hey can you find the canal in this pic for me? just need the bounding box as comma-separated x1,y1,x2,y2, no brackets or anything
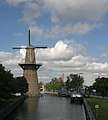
5,94,86,120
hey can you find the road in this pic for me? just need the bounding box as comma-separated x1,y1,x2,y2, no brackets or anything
5,94,86,120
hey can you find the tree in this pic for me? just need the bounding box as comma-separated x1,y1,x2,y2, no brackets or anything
45,82,51,91
65,76,70,91
93,77,108,97
15,76,28,95
45,77,64,91
0,64,15,100
65,74,84,91
0,64,28,100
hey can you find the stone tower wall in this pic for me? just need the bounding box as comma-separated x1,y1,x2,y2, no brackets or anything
23,45,39,96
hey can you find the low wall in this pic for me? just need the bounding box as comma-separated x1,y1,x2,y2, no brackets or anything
0,96,27,120
83,99,96,120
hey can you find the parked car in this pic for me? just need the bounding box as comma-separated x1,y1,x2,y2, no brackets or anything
70,91,83,104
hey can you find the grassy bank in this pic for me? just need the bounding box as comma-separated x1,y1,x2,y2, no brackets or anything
86,97,108,120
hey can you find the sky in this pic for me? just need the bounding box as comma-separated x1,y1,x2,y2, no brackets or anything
0,0,108,85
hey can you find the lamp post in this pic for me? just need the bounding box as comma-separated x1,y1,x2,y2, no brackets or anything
95,104,99,119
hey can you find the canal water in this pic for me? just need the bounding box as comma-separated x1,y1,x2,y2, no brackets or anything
5,94,86,120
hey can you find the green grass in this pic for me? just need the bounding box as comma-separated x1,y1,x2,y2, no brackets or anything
86,98,108,120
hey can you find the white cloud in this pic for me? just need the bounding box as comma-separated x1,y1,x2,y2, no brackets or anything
30,25,45,38
0,51,23,76
1,40,108,85
6,0,108,37
44,0,108,23
6,0,31,6
38,0,107,37
37,40,86,61
6,0,42,23
50,23,99,36
20,2,41,23
37,40,108,85
29,23,100,39
100,53,108,58
4,0,108,85
57,55,87,68
86,62,108,72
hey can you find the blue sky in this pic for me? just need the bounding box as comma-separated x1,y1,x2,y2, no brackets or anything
0,0,108,85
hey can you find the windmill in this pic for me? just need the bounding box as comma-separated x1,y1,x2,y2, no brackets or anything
13,30,47,97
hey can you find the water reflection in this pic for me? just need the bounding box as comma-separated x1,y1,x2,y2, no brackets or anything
5,94,86,120
23,97,39,120
36,95,86,120
5,97,39,120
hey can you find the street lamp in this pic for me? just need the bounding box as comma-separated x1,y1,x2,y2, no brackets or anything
95,104,99,119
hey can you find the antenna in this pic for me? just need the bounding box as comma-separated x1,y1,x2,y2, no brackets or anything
29,29,30,45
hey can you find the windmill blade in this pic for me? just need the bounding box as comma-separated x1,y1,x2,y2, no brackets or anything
13,46,47,49
35,47,47,49
12,46,26,49
12,30,47,50
29,30,31,45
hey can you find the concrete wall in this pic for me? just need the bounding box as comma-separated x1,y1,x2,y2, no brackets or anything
83,99,96,120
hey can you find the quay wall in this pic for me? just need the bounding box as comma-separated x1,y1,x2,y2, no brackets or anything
83,99,96,120
0,96,26,120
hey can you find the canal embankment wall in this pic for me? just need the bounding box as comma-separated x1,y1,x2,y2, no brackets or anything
83,99,96,120
0,96,26,120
